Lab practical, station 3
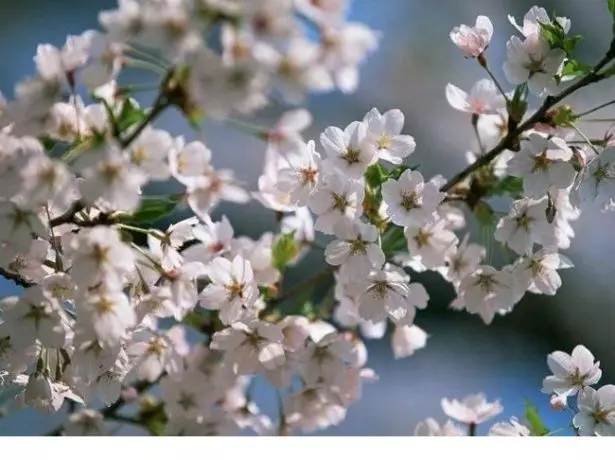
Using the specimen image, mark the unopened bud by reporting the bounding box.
[550,394,567,411]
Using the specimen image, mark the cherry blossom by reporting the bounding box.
[441,393,503,426]
[445,79,505,115]
[574,385,615,436]
[542,345,602,397]
[449,15,493,58]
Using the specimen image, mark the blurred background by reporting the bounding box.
[1,0,615,436]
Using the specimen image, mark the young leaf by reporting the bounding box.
[381,225,406,257]
[473,201,496,227]
[117,99,147,133]
[123,195,181,225]
[365,163,388,189]
[272,232,300,271]
[487,177,524,199]
[524,400,550,436]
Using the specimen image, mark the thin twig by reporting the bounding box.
[575,98,615,119]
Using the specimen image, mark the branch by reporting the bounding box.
[0,267,34,288]
[441,44,615,193]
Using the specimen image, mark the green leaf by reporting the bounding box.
[487,176,524,199]
[561,59,591,78]
[123,195,181,225]
[609,0,615,17]
[381,225,406,257]
[474,201,496,227]
[365,163,388,189]
[272,232,300,271]
[387,164,414,181]
[524,401,550,436]
[117,99,146,133]
[540,20,582,56]
[507,84,528,123]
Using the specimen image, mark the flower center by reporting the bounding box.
[226,280,245,300]
[532,153,551,172]
[377,134,392,150]
[342,147,361,165]
[414,229,431,248]
[332,193,349,212]
[400,191,419,211]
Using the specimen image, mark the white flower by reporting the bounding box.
[211,321,285,375]
[354,266,428,325]
[574,385,615,436]
[320,23,379,93]
[160,371,212,418]
[275,140,322,206]
[489,417,530,436]
[415,418,464,436]
[64,410,107,436]
[300,331,354,386]
[183,215,234,265]
[494,198,557,256]
[442,393,503,425]
[255,38,333,103]
[68,226,135,287]
[253,164,297,213]
[308,173,364,235]
[508,6,570,37]
[126,326,187,382]
[455,265,516,325]
[332,290,387,339]
[514,249,573,296]
[405,219,458,269]
[278,315,310,353]
[449,15,493,57]
[508,134,575,198]
[284,384,347,433]
[231,233,280,285]
[20,155,76,210]
[0,287,66,350]
[542,345,602,397]
[186,169,250,219]
[382,170,444,227]
[445,79,505,115]
[76,287,135,347]
[0,202,47,254]
[438,234,486,287]
[324,221,384,277]
[320,121,377,178]
[266,109,312,155]
[391,324,428,359]
[187,48,267,119]
[363,108,416,164]
[200,255,259,325]
[76,142,147,213]
[169,139,212,185]
[578,147,615,208]
[503,33,565,97]
[24,372,83,412]
[127,127,173,180]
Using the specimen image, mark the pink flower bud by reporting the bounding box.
[450,16,493,58]
[550,394,567,411]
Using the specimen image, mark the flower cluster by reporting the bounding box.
[415,344,615,437]
[1,0,615,436]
